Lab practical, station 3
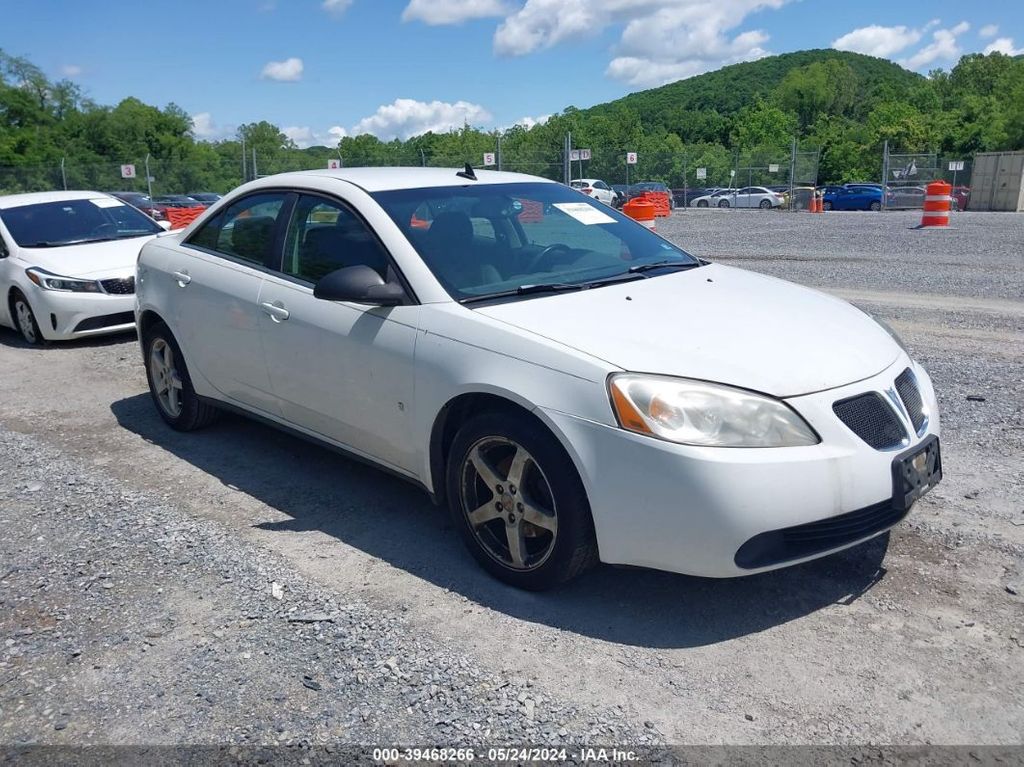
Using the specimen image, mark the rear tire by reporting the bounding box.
[143,322,220,431]
[718,199,730,208]
[445,412,598,590]
[869,201,881,212]
[759,199,771,209]
[823,201,833,211]
[10,290,45,345]
[697,200,708,208]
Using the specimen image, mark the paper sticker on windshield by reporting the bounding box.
[90,198,125,208]
[552,202,616,225]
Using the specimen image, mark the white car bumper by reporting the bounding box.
[26,287,136,341]
[544,358,940,578]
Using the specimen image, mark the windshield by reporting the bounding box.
[372,182,699,303]
[0,198,162,248]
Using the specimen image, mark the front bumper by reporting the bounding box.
[544,358,939,578]
[28,288,136,341]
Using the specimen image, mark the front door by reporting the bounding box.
[257,193,420,473]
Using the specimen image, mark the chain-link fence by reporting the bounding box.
[0,141,976,212]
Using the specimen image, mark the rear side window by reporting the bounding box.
[188,193,287,266]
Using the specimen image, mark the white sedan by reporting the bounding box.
[693,187,784,208]
[0,191,165,344]
[135,168,941,590]
[570,178,616,205]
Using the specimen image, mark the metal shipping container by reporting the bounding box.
[969,151,1024,212]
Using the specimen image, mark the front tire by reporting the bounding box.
[869,201,881,212]
[697,200,708,208]
[143,322,220,431]
[823,201,833,211]
[11,290,45,345]
[446,412,598,590]
[718,198,730,208]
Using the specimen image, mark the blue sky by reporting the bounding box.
[1,0,1021,146]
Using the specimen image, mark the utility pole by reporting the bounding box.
[145,153,153,199]
[496,133,502,172]
[565,132,572,185]
[252,147,258,179]
[60,156,67,191]
[789,137,797,212]
[241,135,247,182]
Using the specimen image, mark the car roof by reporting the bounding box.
[0,190,112,210]
[246,167,555,194]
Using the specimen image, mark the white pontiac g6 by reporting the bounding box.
[135,168,941,590]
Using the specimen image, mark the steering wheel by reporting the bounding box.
[526,243,572,273]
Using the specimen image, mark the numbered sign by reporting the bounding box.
[696,167,707,180]
[120,164,136,179]
[626,152,638,165]
[327,159,341,170]
[483,152,496,167]
[768,163,780,173]
[579,148,591,161]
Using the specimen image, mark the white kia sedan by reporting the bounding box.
[0,191,165,344]
[135,168,941,590]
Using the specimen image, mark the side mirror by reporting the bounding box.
[157,220,172,231]
[314,265,405,306]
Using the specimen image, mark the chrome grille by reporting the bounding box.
[895,368,927,435]
[833,393,908,451]
[100,277,135,295]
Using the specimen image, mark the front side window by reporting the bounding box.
[372,182,699,303]
[188,193,287,265]
[0,198,161,248]
[281,195,389,283]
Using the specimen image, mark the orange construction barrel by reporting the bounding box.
[920,181,952,227]
[623,199,656,230]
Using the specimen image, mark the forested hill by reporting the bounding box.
[582,50,926,130]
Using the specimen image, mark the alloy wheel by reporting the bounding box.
[14,300,38,344]
[149,337,184,418]
[459,436,558,571]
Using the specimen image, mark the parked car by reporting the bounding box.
[671,188,714,207]
[689,188,736,207]
[187,193,222,205]
[710,186,785,209]
[628,181,675,209]
[136,167,941,590]
[951,185,970,211]
[885,186,927,209]
[823,184,883,211]
[569,179,615,206]
[0,191,164,344]
[110,191,168,221]
[153,194,206,209]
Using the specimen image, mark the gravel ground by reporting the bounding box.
[1,210,1022,750]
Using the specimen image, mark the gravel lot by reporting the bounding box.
[1,209,1022,749]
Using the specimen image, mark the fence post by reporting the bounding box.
[60,156,67,191]
[145,154,153,199]
[789,137,797,212]
[881,140,889,211]
[252,147,258,179]
[497,133,502,172]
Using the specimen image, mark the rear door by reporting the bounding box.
[172,192,291,414]
[256,192,420,473]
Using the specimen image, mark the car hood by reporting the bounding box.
[19,236,155,279]
[474,263,900,398]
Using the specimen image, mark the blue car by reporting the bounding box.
[822,184,883,211]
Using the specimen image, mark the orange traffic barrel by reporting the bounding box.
[920,181,952,227]
[623,198,656,230]
[166,207,205,229]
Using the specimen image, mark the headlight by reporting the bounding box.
[608,374,819,448]
[26,268,101,293]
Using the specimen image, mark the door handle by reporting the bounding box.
[260,301,290,322]
[172,270,192,286]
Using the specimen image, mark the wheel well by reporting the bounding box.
[429,393,543,504]
[136,310,168,359]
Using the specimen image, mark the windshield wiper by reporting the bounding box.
[460,282,585,304]
[627,260,702,274]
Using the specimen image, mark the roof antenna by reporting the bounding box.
[456,163,477,181]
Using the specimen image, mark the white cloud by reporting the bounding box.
[283,125,349,148]
[515,114,551,129]
[832,24,930,58]
[322,0,353,17]
[352,98,493,140]
[402,0,508,25]
[492,0,783,87]
[260,57,304,82]
[191,113,236,141]
[898,21,969,70]
[979,24,998,39]
[983,37,1024,56]
[59,64,82,78]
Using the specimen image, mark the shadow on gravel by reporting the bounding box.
[112,393,889,649]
